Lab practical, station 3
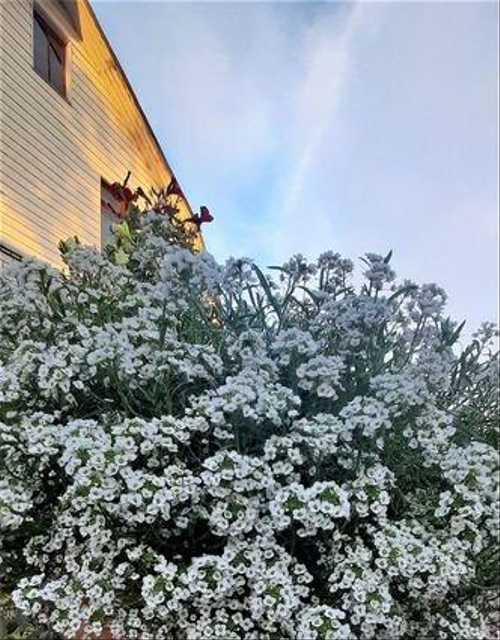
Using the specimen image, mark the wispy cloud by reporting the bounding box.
[93,0,498,330]
[286,5,361,208]
[270,3,365,259]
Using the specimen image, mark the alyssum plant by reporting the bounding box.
[0,211,498,639]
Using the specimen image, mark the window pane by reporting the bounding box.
[101,181,122,248]
[33,16,49,81]
[48,30,65,63]
[55,0,72,23]
[49,44,65,95]
[33,12,67,96]
[101,209,119,247]
[101,186,121,215]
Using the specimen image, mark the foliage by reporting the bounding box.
[0,213,498,639]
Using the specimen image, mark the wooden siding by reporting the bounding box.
[0,0,194,268]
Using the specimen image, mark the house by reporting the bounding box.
[0,0,197,270]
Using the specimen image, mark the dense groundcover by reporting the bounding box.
[0,212,498,639]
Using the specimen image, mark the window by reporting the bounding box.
[101,180,123,248]
[55,0,73,23]
[0,244,22,271]
[33,10,67,96]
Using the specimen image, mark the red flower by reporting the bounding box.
[166,177,184,199]
[122,187,134,202]
[186,206,214,229]
[199,206,214,224]
[110,182,122,199]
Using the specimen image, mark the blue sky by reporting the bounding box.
[92,1,498,333]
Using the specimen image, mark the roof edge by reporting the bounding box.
[83,0,195,220]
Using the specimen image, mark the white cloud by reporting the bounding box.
[155,5,292,176]
[93,0,498,329]
[273,4,365,258]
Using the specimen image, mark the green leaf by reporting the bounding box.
[449,319,466,346]
[250,264,281,319]
[388,284,418,302]
[58,235,80,256]
[267,266,289,275]
[114,248,129,266]
[296,285,321,305]
[117,221,134,241]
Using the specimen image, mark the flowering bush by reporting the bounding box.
[0,213,498,639]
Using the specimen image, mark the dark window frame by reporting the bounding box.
[0,244,22,269]
[33,9,67,98]
[100,179,124,248]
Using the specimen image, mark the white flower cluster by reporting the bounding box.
[0,216,497,639]
[297,605,351,640]
[269,480,350,536]
[296,355,345,399]
[270,328,320,366]
[362,253,396,291]
[200,451,274,536]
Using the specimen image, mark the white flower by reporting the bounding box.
[0,219,496,639]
